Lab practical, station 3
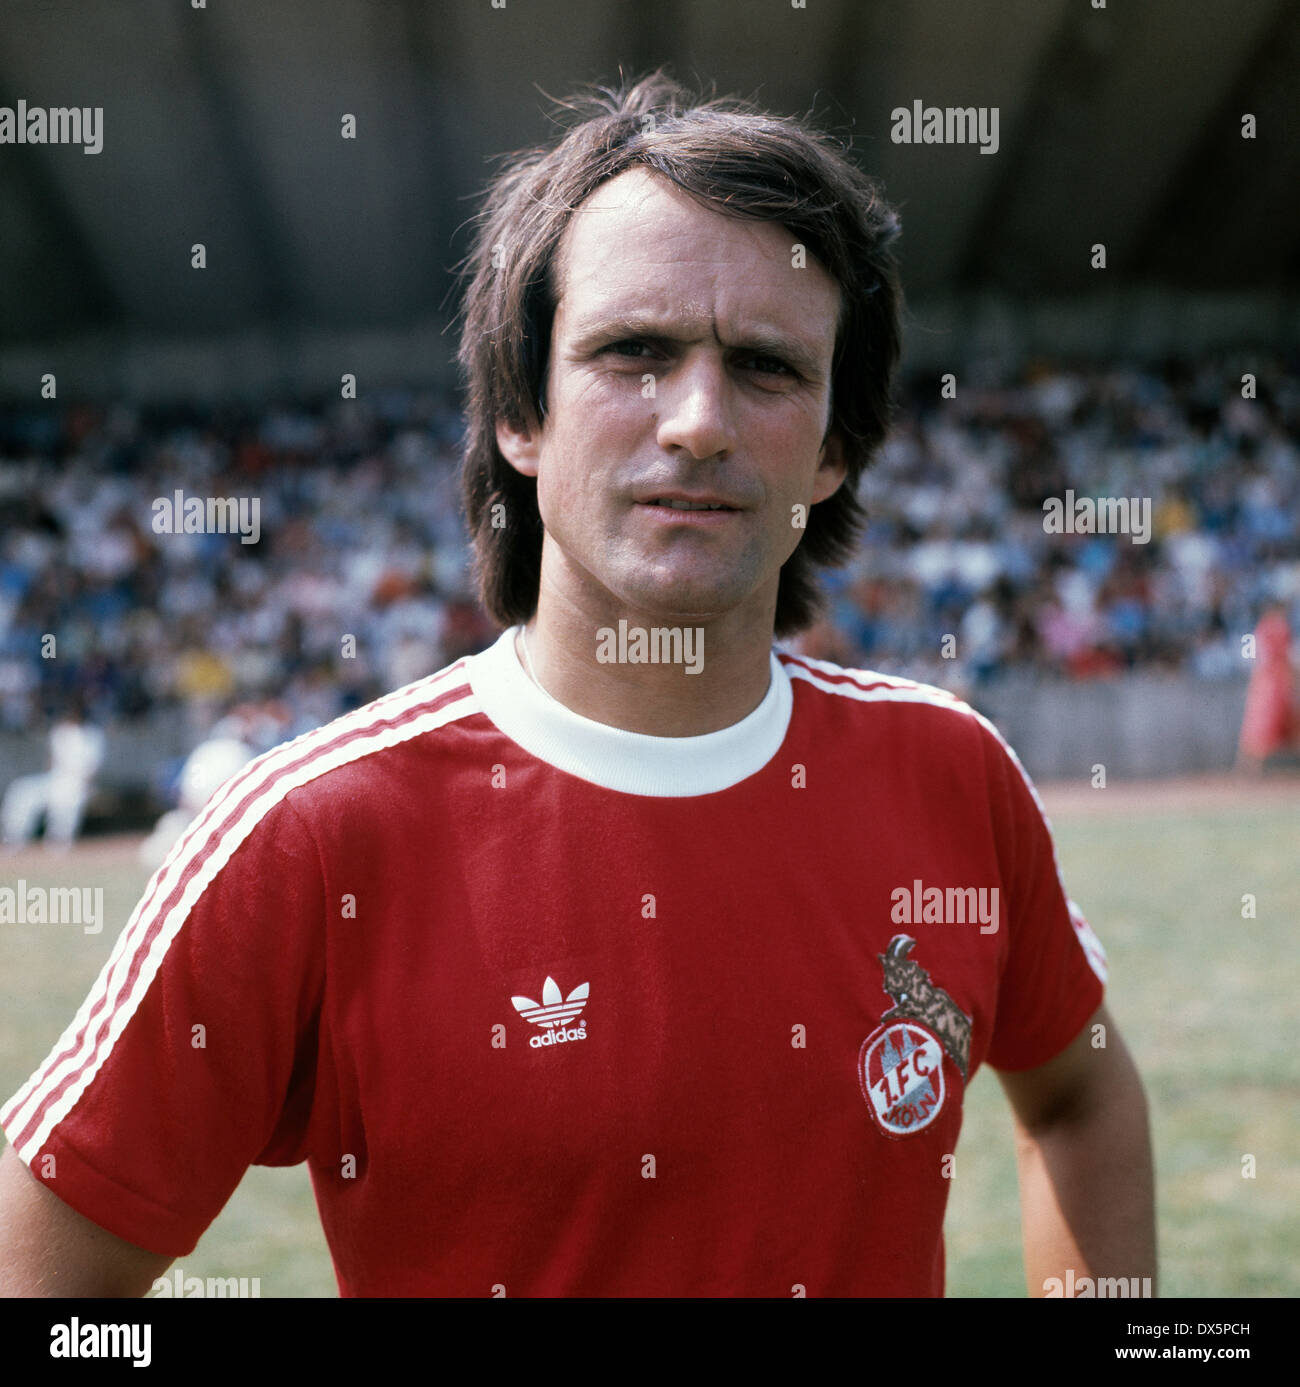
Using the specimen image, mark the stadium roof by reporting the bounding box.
[1,0,1296,388]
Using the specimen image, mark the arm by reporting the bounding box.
[996,1002,1156,1296]
[0,798,326,1295]
[0,1144,173,1297]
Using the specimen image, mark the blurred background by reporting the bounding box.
[1,0,1297,1297]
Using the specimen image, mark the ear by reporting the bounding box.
[810,430,847,505]
[495,415,542,479]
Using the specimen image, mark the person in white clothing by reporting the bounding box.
[1,707,106,848]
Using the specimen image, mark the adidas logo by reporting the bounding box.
[511,976,590,1048]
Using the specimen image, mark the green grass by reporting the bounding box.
[945,802,1300,1297]
[2,798,1296,1297]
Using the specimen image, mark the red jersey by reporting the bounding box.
[2,630,1106,1296]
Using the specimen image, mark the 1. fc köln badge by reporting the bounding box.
[858,934,973,1139]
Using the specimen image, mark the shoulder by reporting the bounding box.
[777,647,1049,825]
[176,651,487,870]
[778,648,995,748]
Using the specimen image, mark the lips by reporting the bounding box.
[635,492,742,511]
[645,498,731,511]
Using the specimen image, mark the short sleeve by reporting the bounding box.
[980,723,1107,1073]
[0,793,326,1257]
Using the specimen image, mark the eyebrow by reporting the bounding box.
[568,312,828,379]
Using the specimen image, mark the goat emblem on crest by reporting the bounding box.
[878,934,972,1080]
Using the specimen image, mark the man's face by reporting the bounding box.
[495,166,846,631]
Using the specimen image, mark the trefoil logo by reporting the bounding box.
[511,975,590,1048]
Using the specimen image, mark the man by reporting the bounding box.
[1,701,105,849]
[0,72,1154,1297]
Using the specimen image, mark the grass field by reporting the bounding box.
[946,779,1300,1298]
[2,777,1296,1297]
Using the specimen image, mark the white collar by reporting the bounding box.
[469,626,792,797]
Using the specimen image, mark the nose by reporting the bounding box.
[654,352,736,461]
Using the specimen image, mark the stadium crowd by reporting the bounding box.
[0,355,1296,749]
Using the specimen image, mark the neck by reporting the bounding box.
[520,589,776,738]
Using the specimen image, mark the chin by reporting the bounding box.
[584,545,769,623]
[616,581,753,625]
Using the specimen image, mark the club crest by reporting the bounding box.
[858,934,973,1139]
[859,1020,946,1135]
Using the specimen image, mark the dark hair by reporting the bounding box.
[456,69,902,636]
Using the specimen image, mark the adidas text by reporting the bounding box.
[529,1022,588,1049]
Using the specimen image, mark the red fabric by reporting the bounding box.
[3,652,1104,1297]
[1239,611,1297,759]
